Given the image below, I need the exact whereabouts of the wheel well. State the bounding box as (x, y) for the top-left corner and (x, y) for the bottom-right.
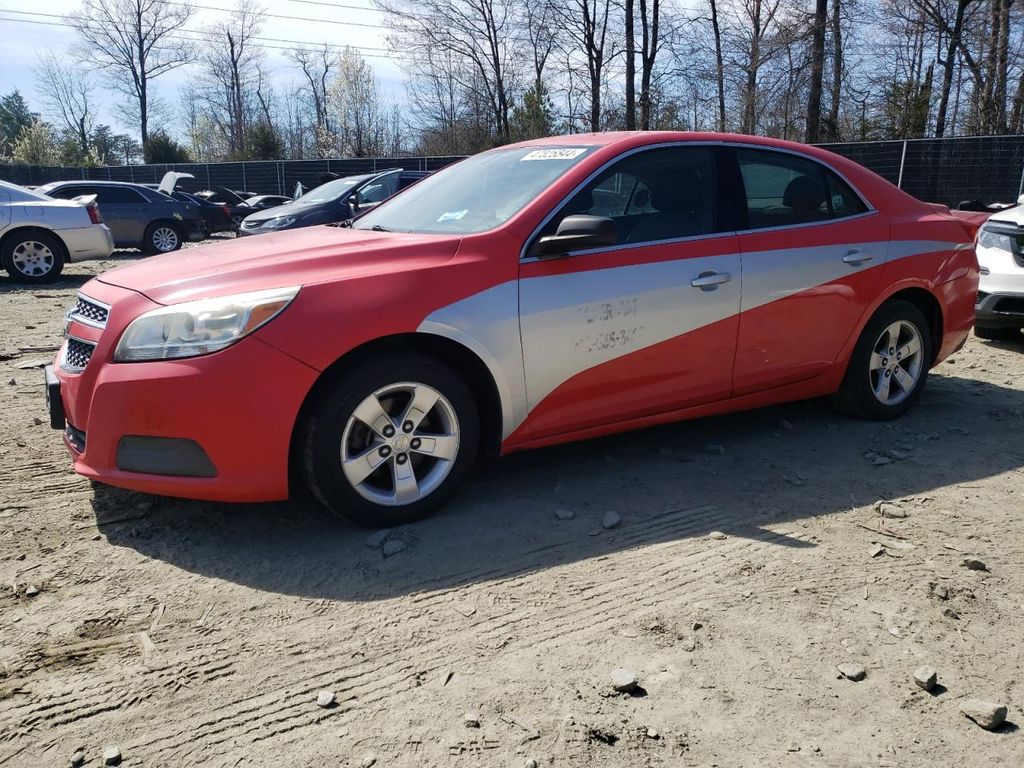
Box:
(288, 333), (504, 491)
(147, 219), (182, 234)
(885, 287), (943, 364)
(0, 226), (69, 259)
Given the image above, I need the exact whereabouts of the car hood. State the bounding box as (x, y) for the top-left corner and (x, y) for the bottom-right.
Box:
(96, 226), (462, 305)
(987, 204), (1024, 227)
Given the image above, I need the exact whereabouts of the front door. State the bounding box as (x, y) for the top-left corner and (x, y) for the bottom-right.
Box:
(517, 145), (741, 440)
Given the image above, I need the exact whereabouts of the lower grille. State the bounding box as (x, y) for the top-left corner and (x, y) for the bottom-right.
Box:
(62, 337), (96, 372)
(992, 296), (1024, 315)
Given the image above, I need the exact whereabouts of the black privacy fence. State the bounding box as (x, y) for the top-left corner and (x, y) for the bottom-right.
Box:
(3, 136), (1023, 207)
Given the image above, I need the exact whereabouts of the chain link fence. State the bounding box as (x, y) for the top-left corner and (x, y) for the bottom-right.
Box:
(2, 136), (1023, 206)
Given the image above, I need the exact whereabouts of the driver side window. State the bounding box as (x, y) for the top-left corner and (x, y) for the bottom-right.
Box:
(359, 174), (399, 205)
(541, 146), (719, 248)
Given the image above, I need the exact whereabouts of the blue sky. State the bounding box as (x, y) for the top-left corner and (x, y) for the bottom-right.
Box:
(0, 0), (406, 137)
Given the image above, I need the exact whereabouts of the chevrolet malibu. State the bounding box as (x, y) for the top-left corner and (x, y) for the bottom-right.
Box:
(46, 133), (978, 526)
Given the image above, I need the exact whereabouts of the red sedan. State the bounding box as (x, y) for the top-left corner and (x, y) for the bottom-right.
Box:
(46, 132), (978, 526)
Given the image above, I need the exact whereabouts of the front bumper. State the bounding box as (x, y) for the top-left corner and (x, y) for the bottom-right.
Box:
(51, 282), (320, 501)
(975, 291), (1024, 328)
(60, 224), (114, 262)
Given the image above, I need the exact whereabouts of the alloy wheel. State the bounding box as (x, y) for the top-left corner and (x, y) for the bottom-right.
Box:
(869, 320), (924, 406)
(152, 226), (179, 252)
(340, 381), (460, 507)
(11, 240), (55, 277)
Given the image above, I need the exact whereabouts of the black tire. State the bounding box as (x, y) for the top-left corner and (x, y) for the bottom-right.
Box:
(143, 222), (183, 254)
(974, 325), (1020, 341)
(1, 230), (66, 284)
(301, 352), (480, 527)
(831, 299), (932, 420)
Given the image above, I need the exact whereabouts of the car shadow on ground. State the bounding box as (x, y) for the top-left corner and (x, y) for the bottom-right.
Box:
(92, 374), (1024, 602)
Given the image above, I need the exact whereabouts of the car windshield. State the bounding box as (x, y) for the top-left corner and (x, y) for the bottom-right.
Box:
(298, 177), (368, 204)
(352, 146), (595, 234)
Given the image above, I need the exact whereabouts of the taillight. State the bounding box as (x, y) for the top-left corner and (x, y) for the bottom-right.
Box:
(87, 202), (103, 224)
(222, 205), (231, 216)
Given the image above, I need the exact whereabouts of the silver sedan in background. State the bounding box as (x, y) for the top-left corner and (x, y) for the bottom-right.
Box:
(0, 180), (113, 283)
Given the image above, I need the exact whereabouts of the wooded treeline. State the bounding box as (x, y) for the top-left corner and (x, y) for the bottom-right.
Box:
(1, 0), (1021, 165)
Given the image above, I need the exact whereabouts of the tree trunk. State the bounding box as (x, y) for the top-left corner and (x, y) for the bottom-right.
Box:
(638, 0), (659, 129)
(805, 0), (827, 142)
(935, 0), (969, 138)
(625, 0), (635, 130)
(709, 0), (726, 131)
(825, 0), (842, 141)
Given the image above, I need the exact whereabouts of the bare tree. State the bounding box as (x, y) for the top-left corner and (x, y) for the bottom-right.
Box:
(708, 0), (728, 130)
(68, 0), (194, 147)
(199, 0), (266, 158)
(805, 0), (828, 141)
(34, 53), (96, 157)
(291, 44), (335, 147)
(551, 0), (617, 131)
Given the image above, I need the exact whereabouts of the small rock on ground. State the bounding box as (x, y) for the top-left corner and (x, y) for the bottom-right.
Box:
(360, 754), (378, 768)
(382, 539), (408, 557)
(869, 543), (885, 558)
(913, 665), (937, 691)
(609, 667), (640, 693)
(708, 531), (727, 540)
(525, 760), (538, 768)
(316, 689), (336, 708)
(701, 443), (726, 455)
(70, 751), (85, 767)
(554, 508), (576, 520)
(25, 585), (39, 597)
(601, 511), (621, 530)
(836, 662), (866, 681)
(365, 529), (390, 548)
(464, 710), (481, 727)
(962, 556), (989, 571)
(960, 699), (1007, 730)
(103, 745), (122, 766)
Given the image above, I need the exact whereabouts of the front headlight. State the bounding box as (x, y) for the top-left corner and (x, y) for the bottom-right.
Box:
(262, 215), (298, 229)
(977, 226), (1014, 252)
(114, 286), (300, 362)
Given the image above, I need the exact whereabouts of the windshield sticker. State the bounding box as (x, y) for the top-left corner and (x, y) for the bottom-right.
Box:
(437, 209), (469, 222)
(520, 148), (588, 161)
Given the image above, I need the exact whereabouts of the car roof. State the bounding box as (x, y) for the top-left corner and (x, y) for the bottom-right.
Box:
(41, 179), (150, 189)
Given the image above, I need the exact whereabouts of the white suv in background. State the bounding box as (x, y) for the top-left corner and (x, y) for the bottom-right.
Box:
(0, 179), (114, 284)
(975, 197), (1024, 340)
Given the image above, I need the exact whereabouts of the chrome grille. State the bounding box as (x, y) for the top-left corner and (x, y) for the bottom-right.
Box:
(70, 294), (109, 328)
(62, 338), (95, 372)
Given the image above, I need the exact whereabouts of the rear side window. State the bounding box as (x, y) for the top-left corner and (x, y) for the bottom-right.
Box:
(45, 186), (90, 200)
(95, 187), (145, 204)
(736, 148), (867, 229)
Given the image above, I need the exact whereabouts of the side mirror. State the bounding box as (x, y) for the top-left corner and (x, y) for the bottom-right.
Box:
(529, 215), (616, 258)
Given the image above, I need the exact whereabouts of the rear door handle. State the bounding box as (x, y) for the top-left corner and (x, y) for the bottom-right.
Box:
(691, 271), (732, 289)
(842, 249), (873, 264)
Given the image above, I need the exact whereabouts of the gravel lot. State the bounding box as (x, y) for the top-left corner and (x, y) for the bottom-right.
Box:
(1, 241), (1022, 766)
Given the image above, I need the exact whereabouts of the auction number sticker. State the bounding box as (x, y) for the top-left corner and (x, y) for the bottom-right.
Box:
(520, 148), (588, 161)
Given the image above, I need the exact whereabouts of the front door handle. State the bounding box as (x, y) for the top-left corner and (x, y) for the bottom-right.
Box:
(691, 271), (732, 290)
(842, 249), (873, 264)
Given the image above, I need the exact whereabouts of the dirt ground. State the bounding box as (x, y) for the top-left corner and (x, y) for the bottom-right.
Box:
(1, 241), (1022, 767)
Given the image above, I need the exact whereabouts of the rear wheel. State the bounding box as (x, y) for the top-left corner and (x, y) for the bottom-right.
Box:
(144, 222), (182, 254)
(974, 325), (1021, 341)
(831, 300), (931, 420)
(302, 353), (480, 527)
(1, 231), (66, 283)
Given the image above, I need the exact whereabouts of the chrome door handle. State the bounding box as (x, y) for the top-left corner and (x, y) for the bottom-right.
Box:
(691, 271), (732, 289)
(842, 249), (873, 264)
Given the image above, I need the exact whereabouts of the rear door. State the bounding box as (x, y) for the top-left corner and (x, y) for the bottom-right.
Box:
(517, 145), (742, 439)
(93, 186), (149, 245)
(729, 146), (887, 394)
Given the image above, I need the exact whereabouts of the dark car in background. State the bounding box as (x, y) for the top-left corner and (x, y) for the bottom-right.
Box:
(193, 187), (291, 229)
(171, 191), (235, 236)
(37, 180), (204, 253)
(237, 169), (428, 236)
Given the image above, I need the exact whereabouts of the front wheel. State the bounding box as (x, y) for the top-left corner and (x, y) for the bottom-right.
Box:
(301, 353), (480, 526)
(831, 299), (932, 420)
(1, 231), (66, 283)
(144, 222), (182, 254)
